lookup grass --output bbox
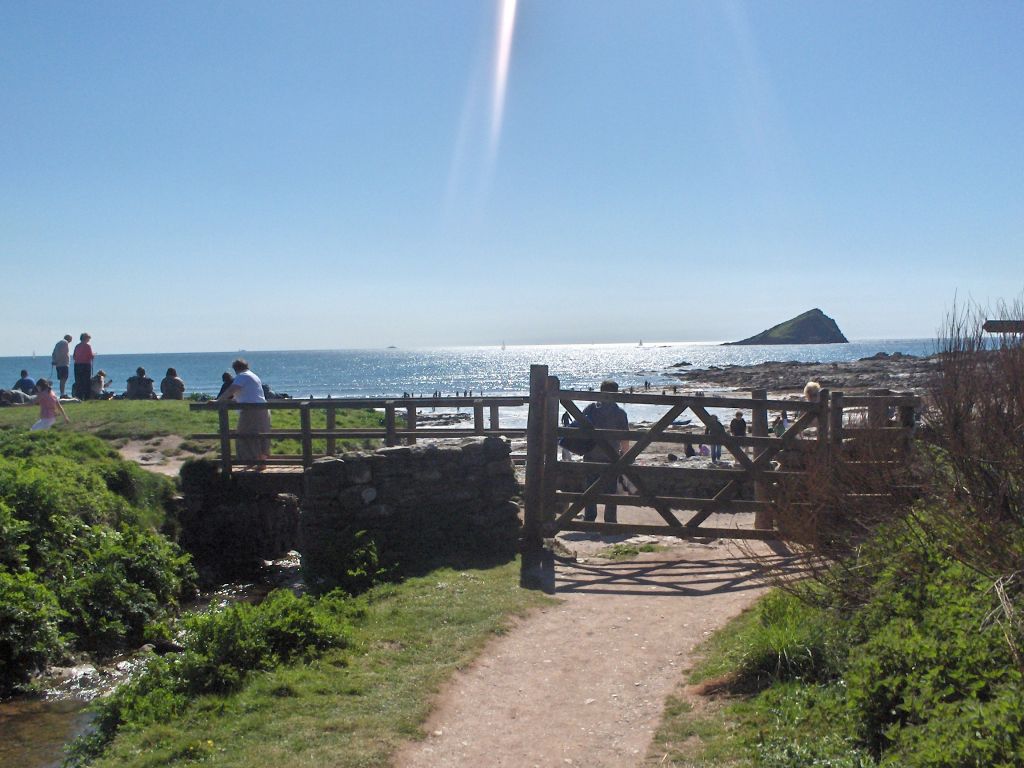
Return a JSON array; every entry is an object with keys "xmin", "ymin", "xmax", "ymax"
[
  {"xmin": 0, "ymin": 400, "xmax": 383, "ymax": 456},
  {"xmin": 87, "ymin": 560, "xmax": 553, "ymax": 768},
  {"xmin": 597, "ymin": 542, "xmax": 666, "ymax": 560}
]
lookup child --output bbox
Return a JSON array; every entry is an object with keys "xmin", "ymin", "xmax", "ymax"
[{"xmin": 31, "ymin": 379, "xmax": 70, "ymax": 431}]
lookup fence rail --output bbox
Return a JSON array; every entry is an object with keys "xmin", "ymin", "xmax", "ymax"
[{"xmin": 190, "ymin": 396, "xmax": 528, "ymax": 474}]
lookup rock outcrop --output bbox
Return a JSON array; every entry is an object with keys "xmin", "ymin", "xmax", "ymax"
[{"xmin": 725, "ymin": 308, "xmax": 848, "ymax": 345}]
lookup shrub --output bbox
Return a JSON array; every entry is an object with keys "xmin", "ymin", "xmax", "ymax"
[{"xmin": 0, "ymin": 569, "xmax": 65, "ymax": 694}]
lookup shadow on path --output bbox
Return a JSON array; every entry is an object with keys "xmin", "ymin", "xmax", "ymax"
[{"xmin": 554, "ymin": 553, "xmax": 811, "ymax": 597}]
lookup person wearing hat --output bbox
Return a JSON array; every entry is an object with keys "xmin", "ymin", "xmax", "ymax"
[
  {"xmin": 72, "ymin": 332, "xmax": 95, "ymax": 400},
  {"xmin": 51, "ymin": 334, "xmax": 73, "ymax": 397}
]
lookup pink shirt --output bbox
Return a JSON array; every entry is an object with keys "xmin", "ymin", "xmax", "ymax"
[
  {"xmin": 39, "ymin": 390, "xmax": 58, "ymax": 419},
  {"xmin": 73, "ymin": 342, "xmax": 94, "ymax": 364}
]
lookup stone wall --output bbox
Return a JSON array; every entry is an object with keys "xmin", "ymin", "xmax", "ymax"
[
  {"xmin": 300, "ymin": 436, "xmax": 521, "ymax": 594},
  {"xmin": 179, "ymin": 460, "xmax": 300, "ymax": 583}
]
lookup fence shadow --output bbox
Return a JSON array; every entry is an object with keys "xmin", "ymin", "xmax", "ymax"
[{"xmin": 553, "ymin": 552, "xmax": 812, "ymax": 597}]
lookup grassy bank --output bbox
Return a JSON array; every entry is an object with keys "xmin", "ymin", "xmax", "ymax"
[
  {"xmin": 0, "ymin": 399, "xmax": 383, "ymax": 455},
  {"xmin": 77, "ymin": 561, "xmax": 551, "ymax": 768}
]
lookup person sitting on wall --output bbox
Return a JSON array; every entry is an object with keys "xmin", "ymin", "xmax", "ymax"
[
  {"xmin": 13, "ymin": 370, "xmax": 37, "ymax": 396},
  {"xmin": 125, "ymin": 367, "xmax": 157, "ymax": 399},
  {"xmin": 90, "ymin": 370, "xmax": 115, "ymax": 400},
  {"xmin": 160, "ymin": 368, "xmax": 186, "ymax": 400}
]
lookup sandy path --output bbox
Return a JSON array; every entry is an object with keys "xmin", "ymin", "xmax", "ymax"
[{"xmin": 396, "ymin": 536, "xmax": 793, "ymax": 768}]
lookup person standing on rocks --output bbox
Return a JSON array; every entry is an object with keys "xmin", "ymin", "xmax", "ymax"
[
  {"xmin": 72, "ymin": 332, "xmax": 95, "ymax": 400},
  {"xmin": 581, "ymin": 380, "xmax": 629, "ymax": 523}
]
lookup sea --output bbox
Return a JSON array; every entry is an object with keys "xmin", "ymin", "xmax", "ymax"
[{"xmin": 1, "ymin": 339, "xmax": 935, "ymax": 427}]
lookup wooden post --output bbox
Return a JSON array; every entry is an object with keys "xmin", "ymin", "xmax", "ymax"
[
  {"xmin": 521, "ymin": 365, "xmax": 549, "ymax": 589},
  {"xmin": 384, "ymin": 401, "xmax": 396, "ymax": 447},
  {"xmin": 542, "ymin": 376, "xmax": 561, "ymax": 527},
  {"xmin": 218, "ymin": 405, "xmax": 232, "ymax": 475},
  {"xmin": 300, "ymin": 404, "xmax": 313, "ymax": 468},
  {"xmin": 817, "ymin": 389, "xmax": 830, "ymax": 456},
  {"xmin": 489, "ymin": 404, "xmax": 500, "ymax": 431},
  {"xmin": 751, "ymin": 389, "xmax": 772, "ymax": 530},
  {"xmin": 474, "ymin": 400, "xmax": 484, "ymax": 434},
  {"xmin": 830, "ymin": 391, "xmax": 845, "ymax": 448},
  {"xmin": 325, "ymin": 402, "xmax": 337, "ymax": 456},
  {"xmin": 867, "ymin": 388, "xmax": 889, "ymax": 427},
  {"xmin": 406, "ymin": 405, "xmax": 417, "ymax": 445}
]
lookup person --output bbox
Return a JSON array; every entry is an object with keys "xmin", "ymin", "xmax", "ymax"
[
  {"xmin": 1, "ymin": 388, "xmax": 35, "ymax": 406},
  {"xmin": 216, "ymin": 358, "xmax": 271, "ymax": 466},
  {"xmin": 125, "ymin": 367, "xmax": 157, "ymax": 399},
  {"xmin": 705, "ymin": 414, "xmax": 725, "ymax": 462},
  {"xmin": 72, "ymin": 333, "xmax": 95, "ymax": 400},
  {"xmin": 773, "ymin": 410, "xmax": 790, "ymax": 437},
  {"xmin": 580, "ymin": 380, "xmax": 630, "ymax": 523},
  {"xmin": 730, "ymin": 410, "xmax": 747, "ymax": 437},
  {"xmin": 90, "ymin": 370, "xmax": 115, "ymax": 400},
  {"xmin": 160, "ymin": 368, "xmax": 186, "ymax": 400},
  {"xmin": 12, "ymin": 370, "xmax": 37, "ymax": 396},
  {"xmin": 217, "ymin": 372, "xmax": 234, "ymax": 399},
  {"xmin": 51, "ymin": 334, "xmax": 73, "ymax": 397},
  {"xmin": 560, "ymin": 410, "xmax": 573, "ymax": 461},
  {"xmin": 30, "ymin": 379, "xmax": 69, "ymax": 431},
  {"xmin": 804, "ymin": 381, "xmax": 821, "ymax": 402}
]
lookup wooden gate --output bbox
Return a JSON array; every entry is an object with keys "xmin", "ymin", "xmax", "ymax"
[{"xmin": 521, "ymin": 365, "xmax": 920, "ymax": 561}]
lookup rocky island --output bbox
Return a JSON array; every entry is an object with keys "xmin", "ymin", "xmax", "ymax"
[{"xmin": 725, "ymin": 308, "xmax": 849, "ymax": 345}]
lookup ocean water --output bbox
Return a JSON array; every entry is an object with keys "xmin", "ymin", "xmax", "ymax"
[{"xmin": 1, "ymin": 339, "xmax": 934, "ymax": 400}]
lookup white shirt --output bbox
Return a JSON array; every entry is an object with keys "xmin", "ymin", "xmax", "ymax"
[{"xmin": 230, "ymin": 370, "xmax": 266, "ymax": 404}]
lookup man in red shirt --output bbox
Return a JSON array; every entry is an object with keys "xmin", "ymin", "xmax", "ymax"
[{"xmin": 72, "ymin": 332, "xmax": 95, "ymax": 400}]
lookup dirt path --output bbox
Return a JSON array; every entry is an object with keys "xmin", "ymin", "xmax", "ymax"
[
  {"xmin": 117, "ymin": 435, "xmax": 196, "ymax": 476},
  {"xmin": 396, "ymin": 535, "xmax": 792, "ymax": 768}
]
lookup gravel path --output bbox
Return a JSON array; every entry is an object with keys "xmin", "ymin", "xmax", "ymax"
[{"xmin": 396, "ymin": 536, "xmax": 792, "ymax": 768}]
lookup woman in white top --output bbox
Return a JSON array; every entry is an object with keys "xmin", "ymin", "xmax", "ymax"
[{"xmin": 216, "ymin": 358, "xmax": 271, "ymax": 465}]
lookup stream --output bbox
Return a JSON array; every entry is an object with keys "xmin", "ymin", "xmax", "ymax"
[{"xmin": 0, "ymin": 552, "xmax": 303, "ymax": 768}]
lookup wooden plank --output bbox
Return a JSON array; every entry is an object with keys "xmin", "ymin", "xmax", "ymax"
[
  {"xmin": 751, "ymin": 388, "xmax": 772, "ymax": 530},
  {"xmin": 218, "ymin": 406, "xmax": 232, "ymax": 475},
  {"xmin": 830, "ymin": 392, "xmax": 845, "ymax": 447},
  {"xmin": 300, "ymin": 405, "xmax": 313, "ymax": 467},
  {"xmin": 841, "ymin": 395, "xmax": 921, "ymax": 407},
  {"xmin": 557, "ymin": 390, "xmax": 817, "ymax": 410},
  {"xmin": 522, "ymin": 365, "xmax": 549, "ymax": 555},
  {"xmin": 384, "ymin": 402, "xmax": 396, "ymax": 447},
  {"xmin": 406, "ymin": 404, "xmax": 417, "ymax": 446},
  {"xmin": 556, "ymin": 461, "xmax": 800, "ymax": 481},
  {"xmin": 325, "ymin": 404, "xmax": 336, "ymax": 456},
  {"xmin": 557, "ymin": 521, "xmax": 779, "ymax": 541},
  {"xmin": 489, "ymin": 404, "xmax": 500, "ymax": 430},
  {"xmin": 553, "ymin": 491, "xmax": 767, "ymax": 513},
  {"xmin": 474, "ymin": 400, "xmax": 485, "ymax": 434},
  {"xmin": 542, "ymin": 376, "xmax": 561, "ymax": 526},
  {"xmin": 190, "ymin": 396, "xmax": 529, "ymax": 412},
  {"xmin": 983, "ymin": 320, "xmax": 1024, "ymax": 333}
]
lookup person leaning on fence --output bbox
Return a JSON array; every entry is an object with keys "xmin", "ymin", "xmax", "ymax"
[
  {"xmin": 216, "ymin": 358, "xmax": 271, "ymax": 467},
  {"xmin": 581, "ymin": 379, "xmax": 629, "ymax": 523}
]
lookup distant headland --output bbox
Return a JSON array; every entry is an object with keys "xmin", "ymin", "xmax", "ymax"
[{"xmin": 724, "ymin": 308, "xmax": 849, "ymax": 346}]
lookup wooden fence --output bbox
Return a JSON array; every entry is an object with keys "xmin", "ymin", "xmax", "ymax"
[
  {"xmin": 521, "ymin": 365, "xmax": 920, "ymax": 551},
  {"xmin": 190, "ymin": 396, "xmax": 528, "ymax": 474}
]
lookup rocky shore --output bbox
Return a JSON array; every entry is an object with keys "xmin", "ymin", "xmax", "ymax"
[{"xmin": 665, "ymin": 351, "xmax": 938, "ymax": 395}]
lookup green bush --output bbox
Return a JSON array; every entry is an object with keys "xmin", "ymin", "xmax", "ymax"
[
  {"xmin": 0, "ymin": 569, "xmax": 65, "ymax": 693},
  {"xmin": 0, "ymin": 432, "xmax": 194, "ymax": 690}
]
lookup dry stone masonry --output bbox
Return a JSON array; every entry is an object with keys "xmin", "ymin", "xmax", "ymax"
[{"xmin": 301, "ymin": 436, "xmax": 521, "ymax": 593}]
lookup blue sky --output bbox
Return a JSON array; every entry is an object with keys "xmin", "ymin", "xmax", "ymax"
[{"xmin": 1, "ymin": 1, "xmax": 1021, "ymax": 355}]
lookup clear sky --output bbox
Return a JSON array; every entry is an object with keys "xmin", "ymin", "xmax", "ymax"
[{"xmin": 1, "ymin": 1, "xmax": 1022, "ymax": 355}]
